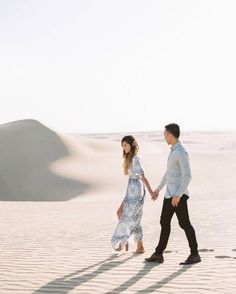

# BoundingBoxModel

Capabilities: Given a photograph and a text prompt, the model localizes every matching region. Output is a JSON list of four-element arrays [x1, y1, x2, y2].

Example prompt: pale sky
[[0, 0, 235, 133]]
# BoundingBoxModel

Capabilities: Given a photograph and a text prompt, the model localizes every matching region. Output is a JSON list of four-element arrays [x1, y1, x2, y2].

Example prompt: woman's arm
[[133, 156, 155, 197], [140, 175, 155, 196]]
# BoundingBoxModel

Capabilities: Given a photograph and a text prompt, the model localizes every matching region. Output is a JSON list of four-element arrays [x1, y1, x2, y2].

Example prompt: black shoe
[[180, 254, 201, 265], [145, 252, 164, 263]]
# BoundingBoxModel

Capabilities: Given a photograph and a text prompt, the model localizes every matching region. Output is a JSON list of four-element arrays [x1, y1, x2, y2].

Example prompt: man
[[146, 123, 201, 265]]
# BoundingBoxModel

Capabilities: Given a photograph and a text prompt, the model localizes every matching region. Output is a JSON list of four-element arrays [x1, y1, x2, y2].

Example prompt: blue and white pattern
[[111, 155, 146, 250]]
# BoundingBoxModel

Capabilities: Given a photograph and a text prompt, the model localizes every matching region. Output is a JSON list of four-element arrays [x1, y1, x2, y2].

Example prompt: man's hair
[[165, 123, 180, 139]]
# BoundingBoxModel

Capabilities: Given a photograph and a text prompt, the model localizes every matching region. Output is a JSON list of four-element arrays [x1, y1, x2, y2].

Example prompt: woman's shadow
[[34, 253, 192, 294]]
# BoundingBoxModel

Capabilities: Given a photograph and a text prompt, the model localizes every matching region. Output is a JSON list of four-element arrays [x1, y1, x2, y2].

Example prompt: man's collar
[[171, 140, 181, 151]]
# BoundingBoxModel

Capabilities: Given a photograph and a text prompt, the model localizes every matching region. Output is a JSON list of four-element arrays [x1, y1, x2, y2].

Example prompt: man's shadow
[[105, 261, 160, 294], [34, 253, 192, 294], [105, 262, 192, 293], [136, 264, 193, 293]]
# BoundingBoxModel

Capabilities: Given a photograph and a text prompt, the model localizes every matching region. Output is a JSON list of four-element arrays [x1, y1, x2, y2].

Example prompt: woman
[[111, 135, 155, 254]]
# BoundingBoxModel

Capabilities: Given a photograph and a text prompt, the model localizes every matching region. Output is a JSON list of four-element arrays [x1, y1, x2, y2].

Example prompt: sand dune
[[0, 126, 236, 293], [0, 119, 91, 201]]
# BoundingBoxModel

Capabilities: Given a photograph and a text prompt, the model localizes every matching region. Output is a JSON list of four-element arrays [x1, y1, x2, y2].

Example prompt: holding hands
[[150, 189, 159, 201]]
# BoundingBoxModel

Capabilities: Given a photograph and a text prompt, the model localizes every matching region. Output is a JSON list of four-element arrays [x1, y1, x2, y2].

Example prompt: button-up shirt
[[156, 140, 192, 198]]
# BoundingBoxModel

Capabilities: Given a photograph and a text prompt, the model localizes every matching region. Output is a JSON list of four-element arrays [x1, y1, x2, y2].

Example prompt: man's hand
[[151, 190, 159, 201], [172, 196, 181, 207]]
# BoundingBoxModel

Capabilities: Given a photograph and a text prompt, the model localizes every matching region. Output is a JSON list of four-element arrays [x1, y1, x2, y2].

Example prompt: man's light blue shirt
[[156, 140, 192, 199]]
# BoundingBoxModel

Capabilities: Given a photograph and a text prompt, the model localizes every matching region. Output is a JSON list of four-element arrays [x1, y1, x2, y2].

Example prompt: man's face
[[164, 129, 172, 145]]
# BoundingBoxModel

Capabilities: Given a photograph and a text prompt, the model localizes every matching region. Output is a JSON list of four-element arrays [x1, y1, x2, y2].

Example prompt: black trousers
[[155, 194, 198, 255]]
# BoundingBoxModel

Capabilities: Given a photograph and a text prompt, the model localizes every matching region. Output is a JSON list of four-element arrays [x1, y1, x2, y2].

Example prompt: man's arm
[[155, 171, 167, 193], [151, 171, 167, 200], [175, 151, 192, 197]]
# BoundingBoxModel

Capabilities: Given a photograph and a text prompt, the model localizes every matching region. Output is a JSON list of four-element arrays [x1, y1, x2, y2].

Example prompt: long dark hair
[[121, 135, 139, 175]]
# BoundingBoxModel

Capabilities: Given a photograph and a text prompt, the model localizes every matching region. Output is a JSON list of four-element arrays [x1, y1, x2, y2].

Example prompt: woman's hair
[[121, 135, 139, 175]]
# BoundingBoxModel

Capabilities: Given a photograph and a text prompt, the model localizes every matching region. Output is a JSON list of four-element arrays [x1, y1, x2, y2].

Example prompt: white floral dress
[[111, 155, 146, 250]]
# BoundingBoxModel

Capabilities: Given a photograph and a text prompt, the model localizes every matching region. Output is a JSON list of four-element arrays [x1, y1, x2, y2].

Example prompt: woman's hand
[[140, 176, 159, 201]]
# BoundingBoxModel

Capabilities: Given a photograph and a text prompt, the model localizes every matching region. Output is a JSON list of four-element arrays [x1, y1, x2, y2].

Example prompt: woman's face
[[122, 141, 131, 154]]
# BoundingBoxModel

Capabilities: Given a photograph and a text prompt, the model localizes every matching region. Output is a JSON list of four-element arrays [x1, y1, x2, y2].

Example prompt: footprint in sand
[[194, 249, 235, 259], [215, 249, 236, 260], [163, 250, 179, 253], [199, 249, 214, 252]]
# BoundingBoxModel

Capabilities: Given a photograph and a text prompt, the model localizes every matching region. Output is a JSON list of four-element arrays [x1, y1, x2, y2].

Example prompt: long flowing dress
[[111, 154, 146, 250]]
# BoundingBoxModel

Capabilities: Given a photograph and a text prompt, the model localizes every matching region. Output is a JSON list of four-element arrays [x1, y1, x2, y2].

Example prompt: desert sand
[[0, 119, 236, 293]]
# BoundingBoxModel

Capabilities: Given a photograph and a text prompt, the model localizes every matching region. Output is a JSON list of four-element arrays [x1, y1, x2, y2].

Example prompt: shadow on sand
[[0, 119, 89, 201], [33, 253, 133, 293], [33, 254, 193, 293]]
